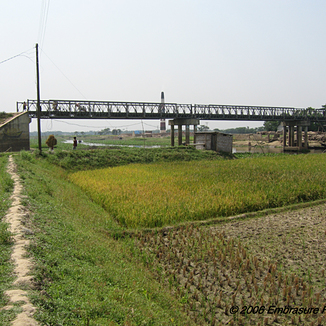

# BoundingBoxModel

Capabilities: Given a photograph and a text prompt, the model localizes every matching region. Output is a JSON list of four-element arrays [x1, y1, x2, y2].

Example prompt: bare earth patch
[[134, 204, 326, 325], [215, 204, 326, 293], [1, 155, 38, 326]]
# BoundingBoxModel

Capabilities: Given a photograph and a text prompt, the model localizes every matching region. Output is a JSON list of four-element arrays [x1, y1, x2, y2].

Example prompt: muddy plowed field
[[135, 204, 326, 325]]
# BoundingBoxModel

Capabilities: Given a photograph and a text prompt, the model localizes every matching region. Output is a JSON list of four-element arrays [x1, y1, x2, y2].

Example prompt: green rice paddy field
[[69, 153, 326, 228]]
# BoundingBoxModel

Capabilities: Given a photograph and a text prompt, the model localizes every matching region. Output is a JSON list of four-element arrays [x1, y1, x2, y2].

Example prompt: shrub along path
[[1, 155, 38, 326]]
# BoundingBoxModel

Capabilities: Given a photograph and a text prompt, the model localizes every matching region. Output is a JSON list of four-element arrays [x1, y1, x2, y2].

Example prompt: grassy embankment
[[0, 154, 15, 325], [0, 112, 14, 125], [10, 148, 218, 325], [6, 148, 326, 325]]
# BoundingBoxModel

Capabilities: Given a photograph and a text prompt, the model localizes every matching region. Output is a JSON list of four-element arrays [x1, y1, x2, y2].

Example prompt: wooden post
[[36, 43, 42, 152]]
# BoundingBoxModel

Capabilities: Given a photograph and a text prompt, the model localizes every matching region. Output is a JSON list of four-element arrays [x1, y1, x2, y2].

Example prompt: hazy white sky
[[1, 0, 326, 132]]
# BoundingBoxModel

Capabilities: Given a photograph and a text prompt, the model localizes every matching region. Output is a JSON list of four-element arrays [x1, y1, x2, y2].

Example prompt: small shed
[[195, 131, 233, 153]]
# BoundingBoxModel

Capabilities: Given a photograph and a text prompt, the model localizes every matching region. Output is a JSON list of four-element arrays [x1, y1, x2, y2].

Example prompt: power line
[[52, 119, 142, 129], [41, 49, 88, 99], [143, 122, 159, 128], [38, 0, 50, 48], [0, 49, 34, 65]]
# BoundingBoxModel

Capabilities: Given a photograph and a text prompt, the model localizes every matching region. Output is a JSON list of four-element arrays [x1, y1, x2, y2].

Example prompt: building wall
[[195, 132, 233, 153], [195, 133, 212, 150], [0, 112, 30, 152], [215, 133, 233, 153]]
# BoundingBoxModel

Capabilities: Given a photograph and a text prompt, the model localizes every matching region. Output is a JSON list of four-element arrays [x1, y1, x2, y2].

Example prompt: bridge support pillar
[[283, 125, 287, 147], [178, 125, 183, 145], [186, 125, 190, 144], [288, 125, 294, 147], [304, 126, 308, 149], [298, 126, 302, 149], [170, 125, 175, 146], [281, 120, 310, 152], [169, 118, 200, 146]]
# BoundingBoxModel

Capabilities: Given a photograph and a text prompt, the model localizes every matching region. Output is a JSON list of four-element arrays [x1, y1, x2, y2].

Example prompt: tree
[[263, 121, 280, 132], [112, 129, 121, 135], [197, 125, 209, 132], [305, 107, 324, 131]]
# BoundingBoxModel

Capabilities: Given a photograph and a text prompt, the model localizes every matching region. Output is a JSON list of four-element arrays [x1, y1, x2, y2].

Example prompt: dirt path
[[2, 155, 38, 326]]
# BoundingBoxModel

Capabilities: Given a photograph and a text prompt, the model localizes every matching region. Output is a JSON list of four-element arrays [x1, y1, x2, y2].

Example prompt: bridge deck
[[17, 100, 326, 122]]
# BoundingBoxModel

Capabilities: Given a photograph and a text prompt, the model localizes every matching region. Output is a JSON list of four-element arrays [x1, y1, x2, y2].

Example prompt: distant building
[[195, 131, 233, 153], [133, 130, 142, 137]]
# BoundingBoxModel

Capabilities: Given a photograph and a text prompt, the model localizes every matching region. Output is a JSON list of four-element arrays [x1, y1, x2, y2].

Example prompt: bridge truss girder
[[17, 99, 326, 122]]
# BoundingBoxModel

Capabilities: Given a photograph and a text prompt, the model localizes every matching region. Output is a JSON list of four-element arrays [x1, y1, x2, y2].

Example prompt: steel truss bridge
[[17, 99, 326, 122]]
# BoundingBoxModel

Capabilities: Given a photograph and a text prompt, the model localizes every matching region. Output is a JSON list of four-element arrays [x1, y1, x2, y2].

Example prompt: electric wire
[[0, 48, 34, 65], [41, 49, 88, 99], [52, 119, 143, 129], [38, 0, 50, 49], [37, 0, 46, 43]]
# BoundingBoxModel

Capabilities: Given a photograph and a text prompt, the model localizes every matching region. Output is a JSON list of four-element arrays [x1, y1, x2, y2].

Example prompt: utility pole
[[36, 43, 42, 152]]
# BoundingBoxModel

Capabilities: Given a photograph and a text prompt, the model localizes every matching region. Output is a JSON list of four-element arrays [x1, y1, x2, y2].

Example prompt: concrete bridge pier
[[169, 118, 200, 146], [282, 120, 309, 151]]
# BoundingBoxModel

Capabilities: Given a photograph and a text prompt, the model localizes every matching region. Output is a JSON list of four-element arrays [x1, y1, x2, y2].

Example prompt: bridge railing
[[16, 99, 326, 122]]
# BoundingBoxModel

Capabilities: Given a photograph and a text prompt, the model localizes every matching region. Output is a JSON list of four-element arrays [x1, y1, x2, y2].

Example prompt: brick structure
[[195, 131, 233, 153]]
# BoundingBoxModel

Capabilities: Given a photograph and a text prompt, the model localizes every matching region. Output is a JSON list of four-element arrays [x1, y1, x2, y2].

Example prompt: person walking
[[73, 137, 78, 150]]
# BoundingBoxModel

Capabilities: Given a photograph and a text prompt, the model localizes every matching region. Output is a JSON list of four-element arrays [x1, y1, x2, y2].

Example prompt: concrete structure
[[0, 112, 30, 152], [194, 131, 233, 153], [168, 118, 200, 146], [281, 120, 309, 151], [159, 91, 166, 133]]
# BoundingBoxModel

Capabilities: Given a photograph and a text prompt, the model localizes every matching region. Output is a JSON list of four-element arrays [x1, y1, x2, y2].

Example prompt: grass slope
[[0, 154, 15, 325], [15, 153, 194, 325], [42, 146, 231, 171]]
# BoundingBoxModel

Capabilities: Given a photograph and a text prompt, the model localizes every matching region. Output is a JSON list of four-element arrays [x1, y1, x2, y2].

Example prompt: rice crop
[[69, 154, 326, 228], [132, 223, 326, 325]]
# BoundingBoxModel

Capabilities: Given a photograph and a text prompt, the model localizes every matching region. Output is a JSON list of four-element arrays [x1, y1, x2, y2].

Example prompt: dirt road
[[2, 155, 38, 326]]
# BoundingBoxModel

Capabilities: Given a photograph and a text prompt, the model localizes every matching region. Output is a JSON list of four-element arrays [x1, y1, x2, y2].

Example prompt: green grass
[[30, 136, 94, 151], [35, 146, 231, 171], [0, 154, 15, 325], [0, 155, 13, 217], [83, 135, 173, 147], [14, 154, 194, 325], [0, 112, 14, 125], [29, 134, 189, 150]]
